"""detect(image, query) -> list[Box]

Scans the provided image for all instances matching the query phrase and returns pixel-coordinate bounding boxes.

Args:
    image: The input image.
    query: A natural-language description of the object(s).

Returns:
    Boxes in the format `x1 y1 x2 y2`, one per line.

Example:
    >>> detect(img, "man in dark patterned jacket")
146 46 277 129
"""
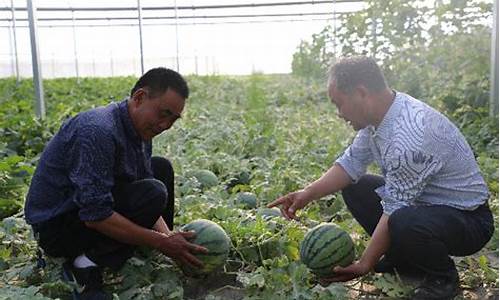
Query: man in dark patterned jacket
25 68 207 300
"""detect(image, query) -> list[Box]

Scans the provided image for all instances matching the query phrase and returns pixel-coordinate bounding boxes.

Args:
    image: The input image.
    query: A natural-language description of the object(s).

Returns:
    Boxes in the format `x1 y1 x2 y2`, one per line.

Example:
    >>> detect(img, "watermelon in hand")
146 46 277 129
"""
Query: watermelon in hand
300 223 355 278
180 219 231 276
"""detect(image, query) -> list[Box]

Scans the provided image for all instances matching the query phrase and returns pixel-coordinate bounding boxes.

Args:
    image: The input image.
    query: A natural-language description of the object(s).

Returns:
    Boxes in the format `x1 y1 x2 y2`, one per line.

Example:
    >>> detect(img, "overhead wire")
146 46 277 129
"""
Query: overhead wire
0 0 362 12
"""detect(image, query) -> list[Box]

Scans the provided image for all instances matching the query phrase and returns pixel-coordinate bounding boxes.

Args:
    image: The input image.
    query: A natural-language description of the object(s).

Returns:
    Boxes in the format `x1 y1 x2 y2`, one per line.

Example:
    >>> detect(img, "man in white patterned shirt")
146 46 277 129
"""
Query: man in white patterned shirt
269 56 493 300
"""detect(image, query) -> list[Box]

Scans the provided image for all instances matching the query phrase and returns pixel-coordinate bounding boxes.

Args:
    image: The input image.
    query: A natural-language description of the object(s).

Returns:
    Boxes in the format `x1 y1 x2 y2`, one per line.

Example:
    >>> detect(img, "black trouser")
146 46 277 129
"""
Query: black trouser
341 174 494 278
33 156 175 270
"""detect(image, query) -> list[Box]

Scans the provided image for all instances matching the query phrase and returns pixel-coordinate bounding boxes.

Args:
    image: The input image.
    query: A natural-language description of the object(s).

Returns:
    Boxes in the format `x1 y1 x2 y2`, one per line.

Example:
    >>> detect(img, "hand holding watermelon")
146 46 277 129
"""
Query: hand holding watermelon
155 230 209 269
179 219 231 276
318 261 371 285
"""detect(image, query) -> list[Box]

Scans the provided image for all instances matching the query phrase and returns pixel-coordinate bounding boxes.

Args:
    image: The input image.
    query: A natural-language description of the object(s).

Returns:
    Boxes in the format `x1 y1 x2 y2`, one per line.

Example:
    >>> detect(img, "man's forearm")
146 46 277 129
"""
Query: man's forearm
85 212 165 248
153 216 171 234
303 163 352 201
358 214 390 269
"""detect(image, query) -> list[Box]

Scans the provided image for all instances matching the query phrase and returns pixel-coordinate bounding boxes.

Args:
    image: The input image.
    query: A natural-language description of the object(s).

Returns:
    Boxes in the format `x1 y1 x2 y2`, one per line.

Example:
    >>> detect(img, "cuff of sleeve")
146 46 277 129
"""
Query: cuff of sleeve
75 193 114 222
335 159 359 182
79 206 114 222
375 186 406 216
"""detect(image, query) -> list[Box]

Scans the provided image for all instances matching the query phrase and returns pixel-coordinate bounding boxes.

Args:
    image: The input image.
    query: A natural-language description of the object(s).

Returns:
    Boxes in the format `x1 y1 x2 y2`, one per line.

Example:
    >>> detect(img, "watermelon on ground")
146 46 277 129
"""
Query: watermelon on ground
235 192 258 209
193 170 218 189
255 207 282 220
225 170 251 192
300 223 355 278
180 219 231 276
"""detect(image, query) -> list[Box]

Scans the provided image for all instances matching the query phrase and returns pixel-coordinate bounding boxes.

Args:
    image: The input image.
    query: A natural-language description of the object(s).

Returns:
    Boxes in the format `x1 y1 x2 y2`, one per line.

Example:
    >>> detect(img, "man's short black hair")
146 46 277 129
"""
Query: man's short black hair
328 56 388 94
130 67 189 99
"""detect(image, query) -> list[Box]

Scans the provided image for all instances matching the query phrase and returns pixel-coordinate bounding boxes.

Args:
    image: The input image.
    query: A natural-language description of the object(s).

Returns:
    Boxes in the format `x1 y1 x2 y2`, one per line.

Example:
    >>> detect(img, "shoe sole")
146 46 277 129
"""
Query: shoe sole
61 262 82 300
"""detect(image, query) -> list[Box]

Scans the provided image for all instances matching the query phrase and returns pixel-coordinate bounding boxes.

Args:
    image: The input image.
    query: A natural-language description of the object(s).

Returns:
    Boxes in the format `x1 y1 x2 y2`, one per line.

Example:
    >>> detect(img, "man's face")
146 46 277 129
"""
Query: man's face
328 83 369 131
129 88 185 141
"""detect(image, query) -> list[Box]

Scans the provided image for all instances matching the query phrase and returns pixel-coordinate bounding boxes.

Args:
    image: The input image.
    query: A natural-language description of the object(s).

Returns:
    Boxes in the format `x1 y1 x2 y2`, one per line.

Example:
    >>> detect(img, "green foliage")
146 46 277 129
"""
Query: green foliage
0 72 497 298
0 155 34 219
372 273 413 298
291 26 335 80
292 0 497 156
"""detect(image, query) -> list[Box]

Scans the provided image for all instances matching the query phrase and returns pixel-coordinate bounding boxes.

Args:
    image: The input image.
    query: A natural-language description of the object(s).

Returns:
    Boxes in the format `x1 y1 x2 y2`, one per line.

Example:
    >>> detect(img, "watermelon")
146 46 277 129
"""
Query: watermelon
300 223 355 278
256 207 282 220
180 219 231 276
225 170 251 191
236 192 258 209
193 170 218 189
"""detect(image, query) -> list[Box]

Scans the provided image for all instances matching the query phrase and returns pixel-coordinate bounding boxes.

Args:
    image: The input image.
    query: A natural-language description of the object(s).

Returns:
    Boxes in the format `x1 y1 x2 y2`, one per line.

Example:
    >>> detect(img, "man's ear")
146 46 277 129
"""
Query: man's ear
131 88 147 105
356 85 369 99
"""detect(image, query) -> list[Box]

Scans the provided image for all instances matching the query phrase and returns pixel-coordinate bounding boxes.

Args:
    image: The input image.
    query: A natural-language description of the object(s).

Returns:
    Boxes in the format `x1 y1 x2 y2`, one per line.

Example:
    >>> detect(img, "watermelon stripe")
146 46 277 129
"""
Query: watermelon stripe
300 223 355 277
180 219 230 276
306 230 345 265
312 244 354 269
199 239 229 247
336 246 355 266
302 225 333 262
192 224 211 237
312 236 352 264
301 226 323 260
310 265 334 276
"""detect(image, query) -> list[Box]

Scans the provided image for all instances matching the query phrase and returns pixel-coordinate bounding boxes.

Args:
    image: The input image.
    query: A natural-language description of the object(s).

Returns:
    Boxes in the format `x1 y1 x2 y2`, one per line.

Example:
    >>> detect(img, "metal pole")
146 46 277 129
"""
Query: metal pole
51 52 55 77
332 0 336 57
490 0 499 117
195 54 198 75
10 0 19 82
137 0 145 74
8 17 15 76
174 0 180 71
110 50 114 76
27 0 45 119
92 53 96 76
72 8 80 80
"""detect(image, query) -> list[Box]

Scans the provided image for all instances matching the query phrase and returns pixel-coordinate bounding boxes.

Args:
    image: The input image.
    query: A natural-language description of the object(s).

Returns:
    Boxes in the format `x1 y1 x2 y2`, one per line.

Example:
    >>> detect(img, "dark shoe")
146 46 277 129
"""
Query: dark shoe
411 269 459 300
62 261 112 300
374 256 397 273
374 256 425 278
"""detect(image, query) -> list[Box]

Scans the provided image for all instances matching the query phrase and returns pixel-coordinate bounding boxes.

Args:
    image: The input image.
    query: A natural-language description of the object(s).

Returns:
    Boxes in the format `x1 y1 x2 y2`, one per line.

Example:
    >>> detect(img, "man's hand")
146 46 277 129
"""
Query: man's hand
267 190 312 220
318 261 371 285
156 231 208 269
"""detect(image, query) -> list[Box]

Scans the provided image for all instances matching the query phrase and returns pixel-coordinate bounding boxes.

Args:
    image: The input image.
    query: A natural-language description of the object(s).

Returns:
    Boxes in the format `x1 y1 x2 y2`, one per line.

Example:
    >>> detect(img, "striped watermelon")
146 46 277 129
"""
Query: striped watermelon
180 219 231 276
193 170 219 189
300 223 355 277
236 192 258 209
256 207 282 220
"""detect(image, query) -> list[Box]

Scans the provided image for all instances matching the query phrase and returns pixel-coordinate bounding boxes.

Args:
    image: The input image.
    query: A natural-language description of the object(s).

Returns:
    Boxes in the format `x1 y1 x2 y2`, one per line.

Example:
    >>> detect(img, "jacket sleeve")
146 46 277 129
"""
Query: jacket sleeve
68 124 115 222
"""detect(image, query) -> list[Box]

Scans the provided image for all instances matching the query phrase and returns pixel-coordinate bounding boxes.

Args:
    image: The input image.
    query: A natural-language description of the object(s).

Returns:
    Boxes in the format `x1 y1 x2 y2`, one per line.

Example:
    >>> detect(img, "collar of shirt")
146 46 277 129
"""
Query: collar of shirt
370 90 401 141
118 98 143 146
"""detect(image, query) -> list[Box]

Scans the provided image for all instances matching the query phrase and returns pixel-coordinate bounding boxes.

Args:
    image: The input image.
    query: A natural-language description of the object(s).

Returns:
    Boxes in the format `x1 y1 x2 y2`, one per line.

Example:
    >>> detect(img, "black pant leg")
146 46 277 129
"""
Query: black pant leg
35 210 96 260
85 178 168 269
388 204 494 277
35 178 168 270
151 156 175 230
341 174 385 236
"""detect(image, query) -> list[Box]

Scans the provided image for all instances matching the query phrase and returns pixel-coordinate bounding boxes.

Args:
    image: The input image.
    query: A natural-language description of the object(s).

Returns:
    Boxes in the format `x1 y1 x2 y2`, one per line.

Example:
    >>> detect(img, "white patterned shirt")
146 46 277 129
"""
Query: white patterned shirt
336 91 489 215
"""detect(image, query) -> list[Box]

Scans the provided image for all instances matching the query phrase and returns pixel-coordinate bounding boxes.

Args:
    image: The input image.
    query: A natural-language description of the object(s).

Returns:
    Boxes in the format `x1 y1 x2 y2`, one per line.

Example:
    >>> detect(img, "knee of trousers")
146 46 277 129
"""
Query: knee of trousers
140 179 168 214
341 175 375 207
152 156 174 174
388 207 433 249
